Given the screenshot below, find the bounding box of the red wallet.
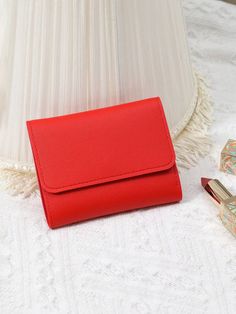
[27,97,182,228]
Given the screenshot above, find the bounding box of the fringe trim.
[173,73,213,169]
[0,168,38,198]
[0,72,212,196]
[0,158,37,197]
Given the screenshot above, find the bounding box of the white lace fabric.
[1,0,236,313]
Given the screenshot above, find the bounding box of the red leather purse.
[27,97,182,228]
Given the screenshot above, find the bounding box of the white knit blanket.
[1,1,236,313]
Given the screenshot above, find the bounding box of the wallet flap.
[27,97,175,193]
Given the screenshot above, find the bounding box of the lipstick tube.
[201,177,236,237]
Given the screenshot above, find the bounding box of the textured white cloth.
[0,0,194,165]
[1,0,236,313]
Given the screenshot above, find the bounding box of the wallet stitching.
[29,98,175,191]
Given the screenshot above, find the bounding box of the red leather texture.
[27,97,182,228]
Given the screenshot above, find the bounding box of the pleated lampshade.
[0,0,211,195]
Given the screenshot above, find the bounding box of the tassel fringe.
[0,167,38,198]
[173,73,213,168]
[0,72,212,196]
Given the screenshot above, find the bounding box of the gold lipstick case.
[201,178,236,237]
